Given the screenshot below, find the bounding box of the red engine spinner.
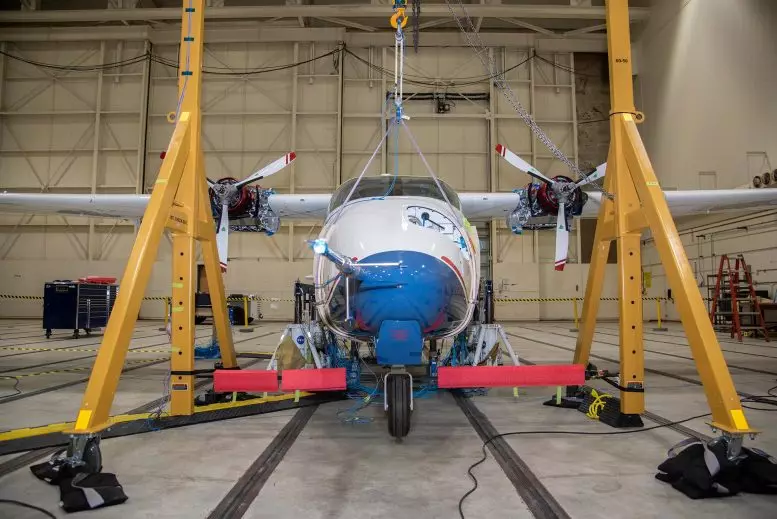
[209,178,256,216]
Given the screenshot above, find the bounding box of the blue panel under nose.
[352,250,466,334]
[376,320,423,366]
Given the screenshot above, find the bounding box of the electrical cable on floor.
[338,354,383,424]
[739,384,777,411]
[0,498,57,519]
[457,412,713,519]
[459,380,777,517]
[0,376,21,399]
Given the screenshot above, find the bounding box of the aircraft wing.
[3,189,775,221]
[459,189,777,220]
[0,192,332,220]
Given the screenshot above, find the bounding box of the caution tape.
[0,346,179,354]
[0,293,274,302]
[0,357,167,379]
[2,294,709,305]
[495,297,674,303]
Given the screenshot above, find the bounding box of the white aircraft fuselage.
[312,177,479,365]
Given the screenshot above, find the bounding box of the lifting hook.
[391,8,408,29]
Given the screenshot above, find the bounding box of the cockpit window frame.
[327,176,461,213]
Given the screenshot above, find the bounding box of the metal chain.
[444,0,613,199]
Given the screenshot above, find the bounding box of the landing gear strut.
[385,371,413,439]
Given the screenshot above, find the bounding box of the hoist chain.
[412,0,421,52]
[444,0,614,200]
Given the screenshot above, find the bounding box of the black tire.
[387,375,411,438]
[82,438,102,473]
[194,316,207,325]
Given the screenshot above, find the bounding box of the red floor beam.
[437,364,584,389]
[213,370,279,393]
[281,368,346,392]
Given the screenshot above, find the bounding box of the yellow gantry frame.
[67,0,237,435]
[572,0,753,435]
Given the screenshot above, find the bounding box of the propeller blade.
[217,203,229,273]
[234,151,296,189]
[495,144,555,185]
[207,177,216,188]
[554,202,569,272]
[576,162,607,187]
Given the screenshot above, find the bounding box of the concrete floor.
[0,319,776,518]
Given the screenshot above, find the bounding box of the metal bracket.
[255,188,280,235]
[65,433,99,468]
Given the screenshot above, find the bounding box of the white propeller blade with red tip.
[495,144,555,185]
[496,144,574,271]
[235,151,296,189]
[213,152,297,272]
[554,202,569,271]
[576,162,607,187]
[217,203,229,273]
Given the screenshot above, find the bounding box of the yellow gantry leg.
[621,118,750,433]
[572,0,752,434]
[70,116,192,433]
[68,0,236,435]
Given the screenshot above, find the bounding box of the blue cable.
[170,0,193,128]
[383,25,405,198]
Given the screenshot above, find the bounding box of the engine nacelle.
[209,177,255,217]
[507,176,587,235]
[209,180,280,235]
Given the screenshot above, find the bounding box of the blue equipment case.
[43,281,118,338]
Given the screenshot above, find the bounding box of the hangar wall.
[636,0,777,322]
[0,34,618,320]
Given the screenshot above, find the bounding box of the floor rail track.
[454,391,571,519]
[0,354,268,478]
[205,405,318,519]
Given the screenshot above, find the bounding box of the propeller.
[495,144,606,272]
[554,201,568,271]
[575,163,607,187]
[211,152,296,272]
[217,203,229,273]
[235,152,296,189]
[495,144,556,185]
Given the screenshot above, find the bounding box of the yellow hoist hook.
[391,7,408,29]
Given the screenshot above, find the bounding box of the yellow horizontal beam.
[3,392,309,442]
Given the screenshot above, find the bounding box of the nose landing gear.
[385,370,413,439]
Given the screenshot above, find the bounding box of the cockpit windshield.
[328,176,461,213]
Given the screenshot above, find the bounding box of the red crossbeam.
[281,368,346,392]
[437,364,584,389]
[213,370,279,392]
